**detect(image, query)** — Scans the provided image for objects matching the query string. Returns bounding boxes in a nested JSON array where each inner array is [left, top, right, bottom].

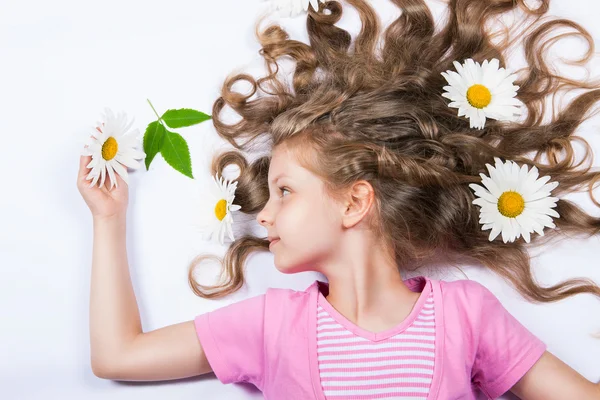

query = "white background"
[[1, 0, 600, 399]]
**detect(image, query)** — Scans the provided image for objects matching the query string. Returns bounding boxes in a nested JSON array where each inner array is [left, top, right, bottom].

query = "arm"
[[89, 214, 212, 380], [94, 319, 213, 381], [510, 351, 600, 400]]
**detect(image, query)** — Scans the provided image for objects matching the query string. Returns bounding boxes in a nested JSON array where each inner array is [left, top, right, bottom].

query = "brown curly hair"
[[187, 0, 600, 304]]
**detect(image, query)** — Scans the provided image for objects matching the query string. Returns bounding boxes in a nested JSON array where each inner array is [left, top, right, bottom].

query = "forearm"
[[90, 214, 142, 369]]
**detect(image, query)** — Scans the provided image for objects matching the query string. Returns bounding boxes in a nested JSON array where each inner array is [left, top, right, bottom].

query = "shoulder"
[[439, 278, 494, 308], [265, 280, 316, 300], [438, 278, 504, 325], [262, 280, 317, 314], [260, 281, 317, 345], [437, 278, 497, 339]]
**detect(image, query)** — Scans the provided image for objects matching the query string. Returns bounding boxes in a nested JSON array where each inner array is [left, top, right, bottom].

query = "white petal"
[[488, 221, 502, 242], [544, 207, 560, 219], [480, 174, 503, 198], [227, 220, 235, 242], [510, 218, 521, 242], [100, 164, 107, 188], [481, 223, 494, 231], [445, 87, 466, 101], [111, 160, 130, 186], [484, 163, 504, 192], [446, 71, 469, 92], [522, 228, 531, 243], [116, 153, 141, 169], [527, 175, 552, 197], [529, 216, 547, 236], [469, 183, 498, 204], [515, 212, 532, 232], [540, 180, 559, 194], [86, 158, 99, 169], [128, 148, 146, 160], [501, 217, 512, 243], [476, 109, 487, 128], [452, 60, 465, 78], [106, 162, 118, 189], [520, 168, 541, 197], [463, 59, 477, 85], [89, 171, 100, 188], [515, 164, 530, 193], [525, 196, 558, 210], [479, 212, 498, 224]]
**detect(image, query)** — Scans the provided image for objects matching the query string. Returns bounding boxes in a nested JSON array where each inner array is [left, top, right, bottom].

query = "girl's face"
[[256, 145, 343, 274]]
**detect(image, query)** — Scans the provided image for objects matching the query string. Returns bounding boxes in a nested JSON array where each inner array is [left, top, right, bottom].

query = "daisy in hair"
[[469, 157, 560, 243]]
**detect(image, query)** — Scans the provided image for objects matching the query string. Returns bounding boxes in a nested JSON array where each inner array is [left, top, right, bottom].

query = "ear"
[[340, 180, 375, 229]]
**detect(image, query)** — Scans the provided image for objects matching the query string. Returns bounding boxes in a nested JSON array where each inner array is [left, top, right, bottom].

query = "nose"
[[256, 202, 272, 228]]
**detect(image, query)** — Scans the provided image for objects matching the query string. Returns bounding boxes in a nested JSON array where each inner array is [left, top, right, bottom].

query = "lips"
[[269, 238, 280, 249]]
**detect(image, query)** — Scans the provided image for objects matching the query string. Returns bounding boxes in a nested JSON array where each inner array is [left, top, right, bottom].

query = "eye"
[[278, 186, 290, 198]]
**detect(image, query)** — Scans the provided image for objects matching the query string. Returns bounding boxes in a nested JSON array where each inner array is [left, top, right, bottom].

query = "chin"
[[274, 257, 314, 274], [273, 261, 296, 274]]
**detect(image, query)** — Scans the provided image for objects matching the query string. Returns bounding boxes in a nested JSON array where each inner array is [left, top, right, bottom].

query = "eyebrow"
[[269, 172, 288, 185]]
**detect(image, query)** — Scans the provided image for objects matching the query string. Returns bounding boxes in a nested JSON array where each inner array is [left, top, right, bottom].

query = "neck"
[[318, 237, 421, 333]]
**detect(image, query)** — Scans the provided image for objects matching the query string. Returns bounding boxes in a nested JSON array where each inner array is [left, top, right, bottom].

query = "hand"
[[77, 126, 129, 220]]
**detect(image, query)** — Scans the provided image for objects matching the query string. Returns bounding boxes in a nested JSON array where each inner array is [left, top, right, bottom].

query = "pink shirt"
[[194, 276, 547, 399], [316, 282, 436, 398]]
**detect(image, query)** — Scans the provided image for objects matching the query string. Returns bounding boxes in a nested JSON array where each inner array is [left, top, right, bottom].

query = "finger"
[[95, 122, 105, 134], [79, 142, 95, 178], [79, 154, 92, 179], [79, 133, 101, 182], [80, 134, 97, 155]]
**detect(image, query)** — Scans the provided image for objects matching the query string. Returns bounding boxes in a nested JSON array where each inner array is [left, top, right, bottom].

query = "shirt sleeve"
[[471, 283, 547, 399], [194, 293, 266, 389]]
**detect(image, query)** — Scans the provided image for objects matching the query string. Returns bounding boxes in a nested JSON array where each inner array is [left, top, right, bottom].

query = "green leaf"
[[143, 121, 166, 170], [161, 108, 211, 128], [160, 129, 194, 179]]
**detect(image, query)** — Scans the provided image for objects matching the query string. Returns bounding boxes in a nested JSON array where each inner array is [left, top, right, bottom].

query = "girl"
[[78, 0, 600, 399]]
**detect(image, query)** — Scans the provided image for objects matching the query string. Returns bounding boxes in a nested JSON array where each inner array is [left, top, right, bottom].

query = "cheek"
[[273, 197, 340, 273], [278, 197, 338, 248]]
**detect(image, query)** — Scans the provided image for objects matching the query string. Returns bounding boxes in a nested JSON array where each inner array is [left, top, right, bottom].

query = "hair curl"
[[188, 0, 600, 304]]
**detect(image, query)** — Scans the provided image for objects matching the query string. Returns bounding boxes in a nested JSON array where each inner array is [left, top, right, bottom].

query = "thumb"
[[79, 155, 90, 174]]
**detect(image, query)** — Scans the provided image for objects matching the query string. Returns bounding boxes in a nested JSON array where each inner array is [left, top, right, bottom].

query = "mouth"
[[269, 238, 280, 249]]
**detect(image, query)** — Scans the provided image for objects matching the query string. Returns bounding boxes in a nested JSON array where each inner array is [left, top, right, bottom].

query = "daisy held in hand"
[[469, 157, 560, 244], [441, 58, 523, 129], [81, 108, 146, 190]]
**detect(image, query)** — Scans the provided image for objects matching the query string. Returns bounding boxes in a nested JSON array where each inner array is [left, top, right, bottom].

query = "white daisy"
[[441, 58, 523, 129], [468, 157, 560, 244], [195, 173, 243, 245], [265, 0, 324, 18], [80, 107, 146, 189]]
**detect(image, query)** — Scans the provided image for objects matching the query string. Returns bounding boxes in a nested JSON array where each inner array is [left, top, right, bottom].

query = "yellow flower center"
[[214, 199, 228, 221], [497, 191, 525, 218], [101, 137, 118, 160], [466, 84, 492, 109]]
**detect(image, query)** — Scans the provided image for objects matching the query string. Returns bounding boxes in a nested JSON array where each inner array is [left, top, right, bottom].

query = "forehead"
[[268, 145, 297, 179]]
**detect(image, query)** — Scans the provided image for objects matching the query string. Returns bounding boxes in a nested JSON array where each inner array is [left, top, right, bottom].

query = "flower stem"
[[146, 99, 164, 125]]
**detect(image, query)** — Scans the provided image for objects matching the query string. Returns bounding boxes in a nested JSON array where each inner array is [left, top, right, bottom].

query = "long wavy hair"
[[187, 0, 600, 304]]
